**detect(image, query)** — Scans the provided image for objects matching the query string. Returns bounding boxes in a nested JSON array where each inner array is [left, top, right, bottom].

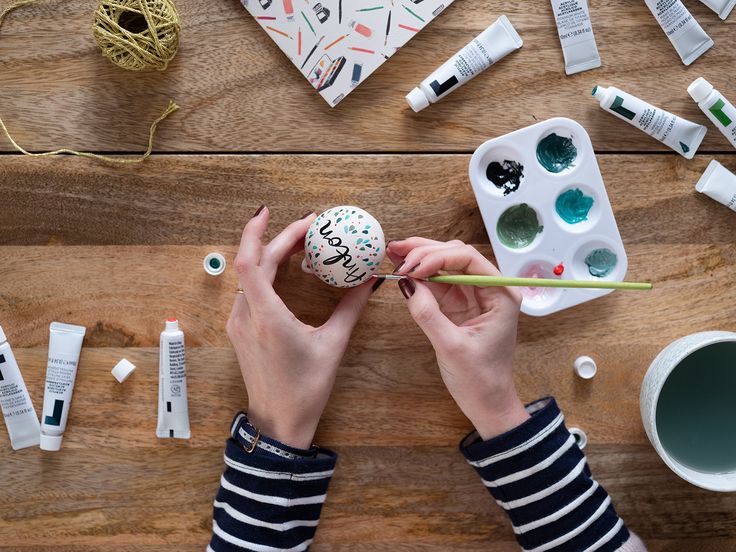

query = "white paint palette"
[[468, 117, 628, 317]]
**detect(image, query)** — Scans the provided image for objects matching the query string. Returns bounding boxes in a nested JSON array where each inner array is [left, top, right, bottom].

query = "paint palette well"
[[469, 118, 628, 316]]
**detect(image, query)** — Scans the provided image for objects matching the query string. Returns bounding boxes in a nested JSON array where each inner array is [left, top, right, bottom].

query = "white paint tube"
[[592, 85, 707, 159], [645, 0, 713, 66], [698, 0, 735, 20], [696, 160, 736, 212], [0, 325, 41, 450], [688, 78, 736, 150], [550, 0, 601, 75], [405, 16, 523, 112], [157, 318, 190, 439], [40, 322, 86, 451]]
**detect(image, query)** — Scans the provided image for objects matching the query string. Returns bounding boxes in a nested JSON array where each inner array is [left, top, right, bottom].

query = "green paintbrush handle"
[[426, 274, 653, 291]]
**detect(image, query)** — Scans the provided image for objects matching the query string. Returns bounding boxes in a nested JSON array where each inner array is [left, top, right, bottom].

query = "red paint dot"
[[553, 263, 564, 276]]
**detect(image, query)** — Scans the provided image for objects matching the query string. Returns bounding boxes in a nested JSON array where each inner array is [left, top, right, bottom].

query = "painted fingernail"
[[398, 278, 415, 299], [408, 263, 421, 273], [300, 210, 315, 219], [392, 261, 405, 274], [254, 204, 266, 217], [371, 276, 386, 293], [387, 239, 403, 247]]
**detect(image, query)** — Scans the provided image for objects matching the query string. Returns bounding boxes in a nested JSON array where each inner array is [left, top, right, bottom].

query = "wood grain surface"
[[0, 0, 734, 153], [2, 153, 736, 549], [2, 0, 736, 548]]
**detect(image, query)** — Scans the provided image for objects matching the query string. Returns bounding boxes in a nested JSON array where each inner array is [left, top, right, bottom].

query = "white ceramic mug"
[[640, 331, 736, 492]]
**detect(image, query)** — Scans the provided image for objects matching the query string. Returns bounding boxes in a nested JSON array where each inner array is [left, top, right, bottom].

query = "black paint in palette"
[[486, 160, 524, 195]]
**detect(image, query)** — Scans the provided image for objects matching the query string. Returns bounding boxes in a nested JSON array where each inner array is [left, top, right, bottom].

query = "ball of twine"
[[93, 0, 181, 71]]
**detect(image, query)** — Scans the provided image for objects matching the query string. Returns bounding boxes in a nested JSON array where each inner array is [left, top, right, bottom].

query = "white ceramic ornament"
[[303, 206, 385, 288]]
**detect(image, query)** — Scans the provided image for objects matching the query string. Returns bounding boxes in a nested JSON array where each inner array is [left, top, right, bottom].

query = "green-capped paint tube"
[[688, 78, 736, 151], [592, 85, 707, 159]]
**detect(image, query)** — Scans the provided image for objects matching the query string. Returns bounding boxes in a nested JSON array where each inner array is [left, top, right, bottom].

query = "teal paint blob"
[[537, 133, 577, 174], [656, 341, 736, 473], [209, 257, 222, 269], [496, 204, 543, 249], [556, 188, 594, 224], [584, 248, 617, 277]]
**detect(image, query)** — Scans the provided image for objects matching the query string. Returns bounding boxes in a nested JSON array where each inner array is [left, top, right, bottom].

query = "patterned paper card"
[[241, 0, 454, 106]]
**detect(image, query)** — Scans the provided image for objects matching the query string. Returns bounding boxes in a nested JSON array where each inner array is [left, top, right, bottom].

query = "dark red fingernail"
[[254, 204, 266, 217], [398, 278, 415, 299], [371, 276, 386, 293], [392, 261, 405, 274], [300, 210, 315, 219], [408, 263, 421, 273]]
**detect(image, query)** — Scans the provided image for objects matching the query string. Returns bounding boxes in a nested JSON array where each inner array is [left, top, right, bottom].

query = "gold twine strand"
[[0, 0, 179, 164]]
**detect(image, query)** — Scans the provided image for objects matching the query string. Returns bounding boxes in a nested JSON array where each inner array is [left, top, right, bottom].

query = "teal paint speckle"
[[496, 204, 543, 249], [556, 188, 594, 224], [208, 257, 222, 269], [584, 248, 617, 277], [537, 133, 577, 174]]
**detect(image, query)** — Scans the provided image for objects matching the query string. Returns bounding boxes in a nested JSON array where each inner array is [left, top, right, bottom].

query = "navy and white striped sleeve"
[[460, 397, 646, 552], [208, 412, 336, 552]]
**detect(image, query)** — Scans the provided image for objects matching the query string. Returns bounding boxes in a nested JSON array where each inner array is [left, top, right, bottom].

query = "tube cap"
[[569, 427, 588, 450], [688, 77, 714, 104], [40, 433, 63, 451], [0, 325, 6, 344], [574, 355, 597, 379], [112, 358, 136, 383], [165, 318, 179, 332], [203, 252, 226, 276], [591, 85, 608, 103], [406, 87, 430, 112]]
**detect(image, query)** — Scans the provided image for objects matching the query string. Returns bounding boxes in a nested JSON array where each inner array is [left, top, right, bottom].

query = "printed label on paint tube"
[[157, 322, 190, 439], [551, 0, 601, 75], [0, 337, 41, 449], [405, 16, 522, 112], [645, 0, 713, 65], [594, 86, 706, 159], [40, 322, 86, 450]]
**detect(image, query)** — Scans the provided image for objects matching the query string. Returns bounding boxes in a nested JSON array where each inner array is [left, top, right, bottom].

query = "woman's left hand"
[[227, 206, 375, 449]]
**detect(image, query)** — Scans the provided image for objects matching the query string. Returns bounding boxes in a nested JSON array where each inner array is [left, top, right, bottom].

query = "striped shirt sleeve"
[[208, 412, 337, 552], [460, 397, 639, 552]]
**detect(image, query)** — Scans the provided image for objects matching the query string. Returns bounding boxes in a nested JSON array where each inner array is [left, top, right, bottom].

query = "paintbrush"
[[373, 274, 653, 291], [301, 35, 324, 69]]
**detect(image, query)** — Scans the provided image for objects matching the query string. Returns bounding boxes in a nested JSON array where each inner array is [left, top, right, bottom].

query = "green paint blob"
[[556, 188, 594, 224], [537, 133, 577, 174], [496, 204, 543, 249], [656, 341, 736, 473], [584, 248, 617, 277], [209, 257, 222, 269]]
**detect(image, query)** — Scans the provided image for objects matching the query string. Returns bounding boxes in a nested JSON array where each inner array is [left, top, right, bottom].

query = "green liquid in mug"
[[655, 342, 736, 474]]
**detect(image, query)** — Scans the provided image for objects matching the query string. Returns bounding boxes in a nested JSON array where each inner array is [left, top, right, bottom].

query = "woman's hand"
[[388, 238, 530, 440], [227, 206, 375, 449]]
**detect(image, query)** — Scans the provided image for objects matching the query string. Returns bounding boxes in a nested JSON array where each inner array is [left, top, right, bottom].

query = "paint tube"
[[405, 16, 523, 112], [688, 78, 736, 150], [644, 0, 713, 66], [696, 160, 736, 212], [0, 325, 41, 450], [592, 85, 707, 159], [698, 0, 735, 20], [40, 322, 86, 451], [157, 318, 190, 439], [550, 0, 601, 75]]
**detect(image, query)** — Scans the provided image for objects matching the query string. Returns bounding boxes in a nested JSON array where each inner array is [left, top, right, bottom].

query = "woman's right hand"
[[388, 238, 530, 440]]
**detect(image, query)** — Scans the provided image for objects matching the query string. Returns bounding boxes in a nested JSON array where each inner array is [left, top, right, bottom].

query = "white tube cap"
[[569, 427, 588, 450], [0, 325, 6, 343], [406, 87, 430, 112], [40, 433, 63, 451], [574, 355, 597, 379], [203, 252, 226, 276], [688, 77, 714, 104], [112, 358, 136, 383]]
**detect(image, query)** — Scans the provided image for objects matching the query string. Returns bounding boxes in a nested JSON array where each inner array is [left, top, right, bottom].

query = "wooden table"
[[2, 1, 736, 550]]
